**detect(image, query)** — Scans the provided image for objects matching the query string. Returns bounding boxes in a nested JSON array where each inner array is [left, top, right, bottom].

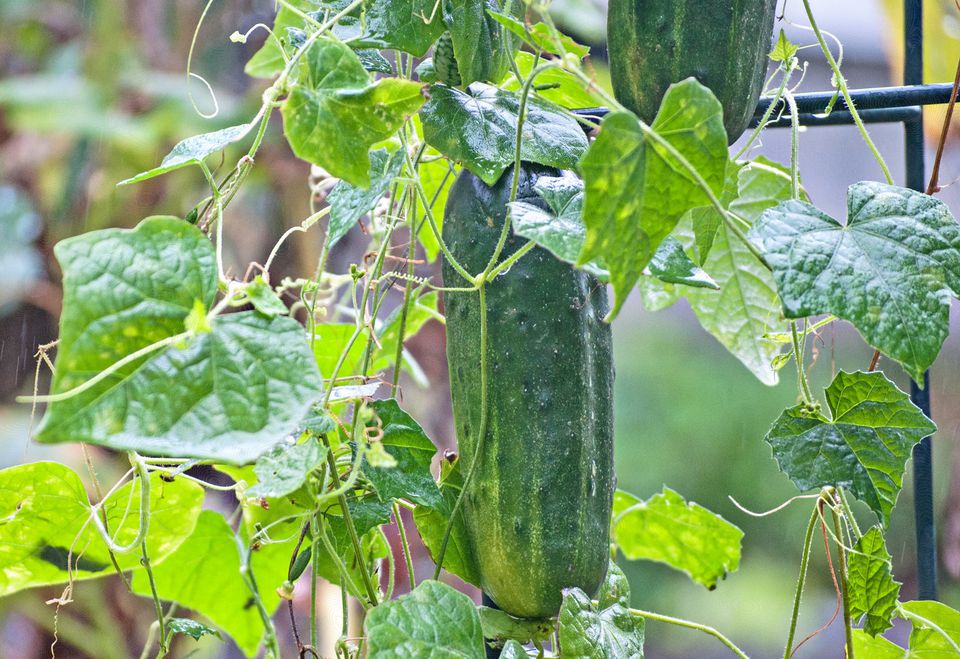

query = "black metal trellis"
[[482, 1, 943, 654]]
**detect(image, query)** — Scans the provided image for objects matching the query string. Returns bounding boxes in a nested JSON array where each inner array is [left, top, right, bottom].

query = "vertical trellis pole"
[[904, 0, 939, 602]]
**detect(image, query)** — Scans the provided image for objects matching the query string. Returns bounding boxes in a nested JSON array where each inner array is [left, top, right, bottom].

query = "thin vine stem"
[[782, 503, 821, 659], [832, 504, 854, 658], [735, 63, 795, 160], [394, 502, 416, 589], [799, 0, 893, 184], [627, 608, 749, 659]]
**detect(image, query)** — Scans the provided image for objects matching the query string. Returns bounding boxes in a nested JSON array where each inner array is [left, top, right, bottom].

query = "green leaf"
[[281, 38, 426, 187], [327, 148, 405, 247], [770, 28, 799, 62], [36, 217, 323, 464], [311, 322, 368, 378], [479, 606, 553, 645], [118, 120, 256, 185], [365, 580, 485, 658], [357, 0, 446, 56], [315, 498, 390, 597], [363, 399, 443, 508], [579, 79, 728, 316], [502, 52, 605, 109], [558, 572, 644, 659], [246, 437, 327, 499], [749, 181, 960, 382], [904, 600, 960, 656], [0, 463, 203, 597], [487, 11, 589, 58], [598, 561, 632, 609], [245, 1, 317, 78], [444, 0, 518, 86], [852, 630, 906, 658], [613, 487, 742, 590], [648, 237, 719, 290], [413, 456, 481, 586], [639, 159, 792, 385], [848, 526, 901, 636], [246, 276, 288, 317], [420, 83, 588, 186], [498, 640, 529, 659], [764, 370, 936, 525], [166, 617, 222, 642], [0, 185, 42, 311], [132, 511, 271, 657], [509, 175, 714, 288]]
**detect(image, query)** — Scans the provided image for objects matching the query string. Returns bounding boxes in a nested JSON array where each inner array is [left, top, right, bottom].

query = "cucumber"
[[434, 32, 462, 87], [441, 164, 615, 619], [607, 0, 777, 143]]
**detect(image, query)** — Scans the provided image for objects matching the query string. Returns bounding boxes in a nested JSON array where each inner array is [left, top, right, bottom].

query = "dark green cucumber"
[[608, 0, 777, 143], [441, 164, 615, 619]]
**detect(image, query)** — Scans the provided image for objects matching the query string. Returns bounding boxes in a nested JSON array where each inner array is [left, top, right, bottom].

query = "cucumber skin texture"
[[608, 0, 777, 143], [441, 164, 615, 619]]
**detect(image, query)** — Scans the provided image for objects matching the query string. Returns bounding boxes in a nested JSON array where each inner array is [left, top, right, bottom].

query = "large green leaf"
[[356, 0, 446, 56], [365, 580, 485, 658], [558, 563, 644, 659], [363, 399, 443, 507], [281, 37, 425, 187], [848, 526, 901, 636], [578, 79, 728, 316], [638, 159, 792, 385], [764, 370, 936, 525], [326, 148, 405, 247], [35, 217, 323, 464], [0, 463, 203, 597], [613, 488, 742, 590], [132, 511, 271, 657], [749, 181, 960, 382], [420, 83, 587, 186]]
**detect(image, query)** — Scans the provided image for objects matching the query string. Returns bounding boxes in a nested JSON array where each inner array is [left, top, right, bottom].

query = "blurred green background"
[[1, 1, 959, 657]]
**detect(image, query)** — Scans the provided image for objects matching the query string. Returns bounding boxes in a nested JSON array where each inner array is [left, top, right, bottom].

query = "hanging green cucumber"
[[441, 164, 615, 619], [434, 32, 462, 87], [607, 0, 778, 143]]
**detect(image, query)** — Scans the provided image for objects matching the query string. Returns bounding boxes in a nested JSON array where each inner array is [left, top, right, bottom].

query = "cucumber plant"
[[5, 0, 960, 657]]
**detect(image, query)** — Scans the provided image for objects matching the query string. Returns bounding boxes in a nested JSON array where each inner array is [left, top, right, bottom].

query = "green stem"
[[791, 321, 814, 405], [838, 488, 862, 541], [139, 535, 166, 656], [321, 435, 379, 606], [799, 0, 893, 184], [486, 240, 536, 280], [394, 502, 417, 589], [784, 89, 801, 200], [627, 608, 749, 659], [832, 505, 854, 658], [482, 62, 559, 277], [783, 505, 821, 659], [734, 65, 794, 161], [434, 284, 488, 578], [390, 194, 419, 394]]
